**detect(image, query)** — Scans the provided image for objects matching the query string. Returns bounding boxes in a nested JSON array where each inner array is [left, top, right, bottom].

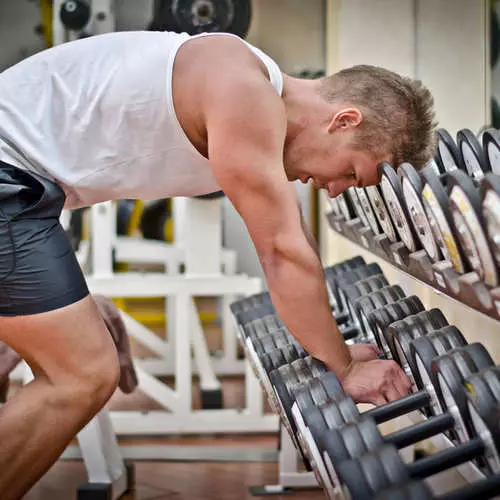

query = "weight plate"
[[366, 184, 398, 242], [348, 186, 370, 228], [424, 158, 441, 177], [356, 187, 382, 234], [380, 162, 419, 250], [421, 169, 467, 273], [336, 191, 356, 220], [435, 128, 462, 173], [482, 128, 500, 175], [400, 163, 441, 260], [448, 170, 498, 286], [457, 128, 488, 180], [433, 343, 494, 445], [480, 173, 500, 272], [465, 367, 500, 474], [374, 482, 433, 500]]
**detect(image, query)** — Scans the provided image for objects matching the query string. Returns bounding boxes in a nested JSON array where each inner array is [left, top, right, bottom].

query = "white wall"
[[322, 0, 498, 359]]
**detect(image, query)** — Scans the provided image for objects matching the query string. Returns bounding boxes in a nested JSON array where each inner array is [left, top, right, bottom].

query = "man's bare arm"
[[200, 43, 352, 376]]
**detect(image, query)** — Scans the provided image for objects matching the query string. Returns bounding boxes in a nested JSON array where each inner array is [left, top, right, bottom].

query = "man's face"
[[287, 133, 389, 198], [284, 106, 391, 197]]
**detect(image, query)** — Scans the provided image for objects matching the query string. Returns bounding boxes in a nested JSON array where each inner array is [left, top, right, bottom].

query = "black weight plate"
[[342, 274, 389, 322], [482, 128, 500, 175], [465, 367, 500, 473], [59, 0, 91, 31], [153, 0, 252, 38], [421, 168, 468, 273], [435, 128, 462, 173], [338, 444, 408, 500], [448, 170, 498, 286], [400, 163, 441, 261], [432, 343, 494, 445], [480, 173, 500, 272], [457, 128, 489, 180], [380, 163, 420, 252], [252, 334, 277, 357], [366, 184, 399, 242], [374, 481, 433, 500], [291, 358, 314, 387], [370, 296, 425, 359], [303, 356, 328, 378]]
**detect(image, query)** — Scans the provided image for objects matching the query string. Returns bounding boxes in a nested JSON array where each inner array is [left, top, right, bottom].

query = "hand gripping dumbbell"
[[335, 365, 500, 500], [295, 340, 489, 493], [315, 341, 491, 495]]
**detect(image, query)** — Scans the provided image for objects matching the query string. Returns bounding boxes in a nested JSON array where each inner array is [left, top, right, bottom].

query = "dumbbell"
[[327, 349, 497, 499], [482, 128, 500, 175], [295, 337, 481, 483], [399, 163, 442, 263], [463, 366, 500, 475], [446, 169, 498, 287], [420, 167, 469, 275], [388, 309, 450, 388], [365, 182, 399, 243], [374, 476, 500, 500], [230, 291, 272, 314], [327, 263, 385, 323], [379, 162, 422, 254], [434, 128, 463, 173], [391, 324, 465, 397], [347, 187, 373, 229], [349, 285, 407, 343], [480, 173, 500, 275], [362, 295, 425, 357], [356, 187, 383, 235], [336, 437, 494, 500], [456, 128, 489, 182]]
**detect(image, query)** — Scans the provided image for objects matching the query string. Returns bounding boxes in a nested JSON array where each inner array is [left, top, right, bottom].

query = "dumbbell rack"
[[322, 209, 493, 493], [326, 211, 500, 321]]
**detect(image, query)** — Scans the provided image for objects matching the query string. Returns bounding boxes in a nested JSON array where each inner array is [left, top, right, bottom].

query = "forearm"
[[263, 249, 352, 376]]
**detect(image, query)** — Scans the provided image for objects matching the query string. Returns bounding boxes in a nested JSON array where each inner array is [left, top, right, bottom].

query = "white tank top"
[[0, 31, 283, 208]]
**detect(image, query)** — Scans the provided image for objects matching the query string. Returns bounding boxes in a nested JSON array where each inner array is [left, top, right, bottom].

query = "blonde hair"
[[318, 65, 437, 169]]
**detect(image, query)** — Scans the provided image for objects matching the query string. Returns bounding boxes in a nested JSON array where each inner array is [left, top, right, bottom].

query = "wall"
[[321, 0, 500, 359]]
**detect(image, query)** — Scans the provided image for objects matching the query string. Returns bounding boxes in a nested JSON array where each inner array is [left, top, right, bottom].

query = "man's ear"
[[327, 107, 363, 133]]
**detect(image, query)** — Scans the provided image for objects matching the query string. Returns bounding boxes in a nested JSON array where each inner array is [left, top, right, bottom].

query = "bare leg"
[[0, 296, 120, 500]]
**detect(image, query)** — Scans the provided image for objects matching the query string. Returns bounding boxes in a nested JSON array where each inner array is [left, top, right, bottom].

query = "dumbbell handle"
[[440, 473, 500, 500], [407, 437, 485, 480], [366, 390, 431, 423], [339, 324, 359, 341], [384, 413, 455, 449]]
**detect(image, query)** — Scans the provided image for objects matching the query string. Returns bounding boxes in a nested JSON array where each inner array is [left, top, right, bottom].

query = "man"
[[0, 31, 435, 498]]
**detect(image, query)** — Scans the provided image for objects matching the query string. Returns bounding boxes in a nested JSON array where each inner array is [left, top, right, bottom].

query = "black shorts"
[[0, 161, 89, 316]]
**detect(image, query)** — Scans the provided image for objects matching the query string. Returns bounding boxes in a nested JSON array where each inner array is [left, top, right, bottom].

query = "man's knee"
[[73, 341, 121, 406]]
